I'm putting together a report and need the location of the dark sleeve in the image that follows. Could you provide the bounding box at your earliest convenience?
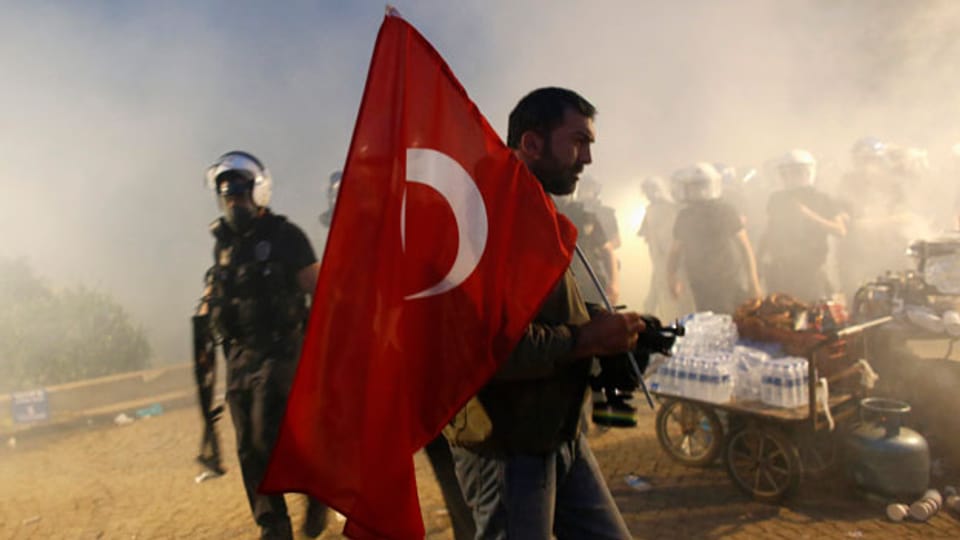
[812,190,840,217]
[766,191,783,217]
[491,272,587,381]
[598,207,620,244]
[493,322,578,381]
[590,213,608,246]
[283,222,318,271]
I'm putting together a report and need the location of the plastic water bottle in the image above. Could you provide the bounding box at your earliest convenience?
[762,361,787,407]
[685,357,697,399]
[784,360,797,408]
[761,366,773,406]
[714,358,726,403]
[719,364,733,403]
[781,362,795,408]
[790,359,801,407]
[734,353,749,401]
[723,320,739,350]
[761,362,774,406]
[797,358,810,407]
[765,359,806,408]
[689,357,702,400]
[774,363,786,408]
[664,358,677,394]
[670,359,680,395]
[782,362,795,408]
[700,360,713,402]
[694,359,709,401]
[733,346,768,402]
[649,368,662,393]
[703,359,731,403]
[675,356,689,398]
[689,357,701,400]
[657,357,672,393]
[715,361,733,403]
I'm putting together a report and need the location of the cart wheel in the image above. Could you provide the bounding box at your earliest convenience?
[655,399,724,467]
[725,425,801,502]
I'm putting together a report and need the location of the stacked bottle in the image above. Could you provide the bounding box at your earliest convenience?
[760,357,809,408]
[732,345,769,402]
[700,355,734,403]
[652,312,737,403]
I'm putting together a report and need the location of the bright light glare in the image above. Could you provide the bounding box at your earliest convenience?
[627,202,648,234]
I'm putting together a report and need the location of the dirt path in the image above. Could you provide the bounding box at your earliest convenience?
[1,406,958,539]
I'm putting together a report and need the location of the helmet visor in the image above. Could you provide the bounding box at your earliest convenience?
[206,153,265,190]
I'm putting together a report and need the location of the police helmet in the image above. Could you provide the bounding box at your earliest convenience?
[851,137,886,162]
[641,176,670,202]
[671,163,722,202]
[205,151,273,207]
[778,149,817,187]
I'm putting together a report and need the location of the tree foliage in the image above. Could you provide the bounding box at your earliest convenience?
[0,257,151,392]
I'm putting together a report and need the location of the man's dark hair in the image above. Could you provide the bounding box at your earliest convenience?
[506,87,596,149]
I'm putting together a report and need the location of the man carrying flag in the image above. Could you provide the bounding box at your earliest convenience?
[261,11,640,539]
[445,88,640,539]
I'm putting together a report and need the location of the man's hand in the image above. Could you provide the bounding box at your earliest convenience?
[574,311,645,358]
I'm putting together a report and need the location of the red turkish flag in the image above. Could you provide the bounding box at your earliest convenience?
[261,12,577,539]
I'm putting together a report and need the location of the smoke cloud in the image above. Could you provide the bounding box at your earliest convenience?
[3,1,960,366]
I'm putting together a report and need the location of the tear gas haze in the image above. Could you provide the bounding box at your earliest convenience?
[3,0,960,366]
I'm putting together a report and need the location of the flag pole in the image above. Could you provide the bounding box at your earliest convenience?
[574,245,656,409]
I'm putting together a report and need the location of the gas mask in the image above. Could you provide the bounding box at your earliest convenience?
[224,204,256,232]
[217,171,258,233]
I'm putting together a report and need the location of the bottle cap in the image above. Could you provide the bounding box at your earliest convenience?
[909,500,935,521]
[886,503,908,522]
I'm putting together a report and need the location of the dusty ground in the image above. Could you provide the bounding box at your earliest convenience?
[1,404,958,539]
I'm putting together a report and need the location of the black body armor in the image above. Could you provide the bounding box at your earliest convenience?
[207,213,308,348]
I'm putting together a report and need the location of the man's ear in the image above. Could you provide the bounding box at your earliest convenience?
[518,131,544,161]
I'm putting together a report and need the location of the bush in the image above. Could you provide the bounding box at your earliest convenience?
[0,257,151,392]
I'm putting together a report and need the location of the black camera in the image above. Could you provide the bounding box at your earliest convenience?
[591,315,684,427]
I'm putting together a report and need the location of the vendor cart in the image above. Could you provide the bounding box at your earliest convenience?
[652,316,891,502]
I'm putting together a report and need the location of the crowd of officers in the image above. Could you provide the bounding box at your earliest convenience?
[629,136,956,320]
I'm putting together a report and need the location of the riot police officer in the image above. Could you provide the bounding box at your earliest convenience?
[761,149,847,303]
[667,163,762,314]
[572,176,621,304]
[835,137,912,302]
[196,151,326,540]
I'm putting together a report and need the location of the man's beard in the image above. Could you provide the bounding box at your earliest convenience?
[529,146,583,195]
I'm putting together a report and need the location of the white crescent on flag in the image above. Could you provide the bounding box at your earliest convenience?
[402,147,488,300]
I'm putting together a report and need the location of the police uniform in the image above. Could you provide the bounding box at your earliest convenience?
[206,209,319,538]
